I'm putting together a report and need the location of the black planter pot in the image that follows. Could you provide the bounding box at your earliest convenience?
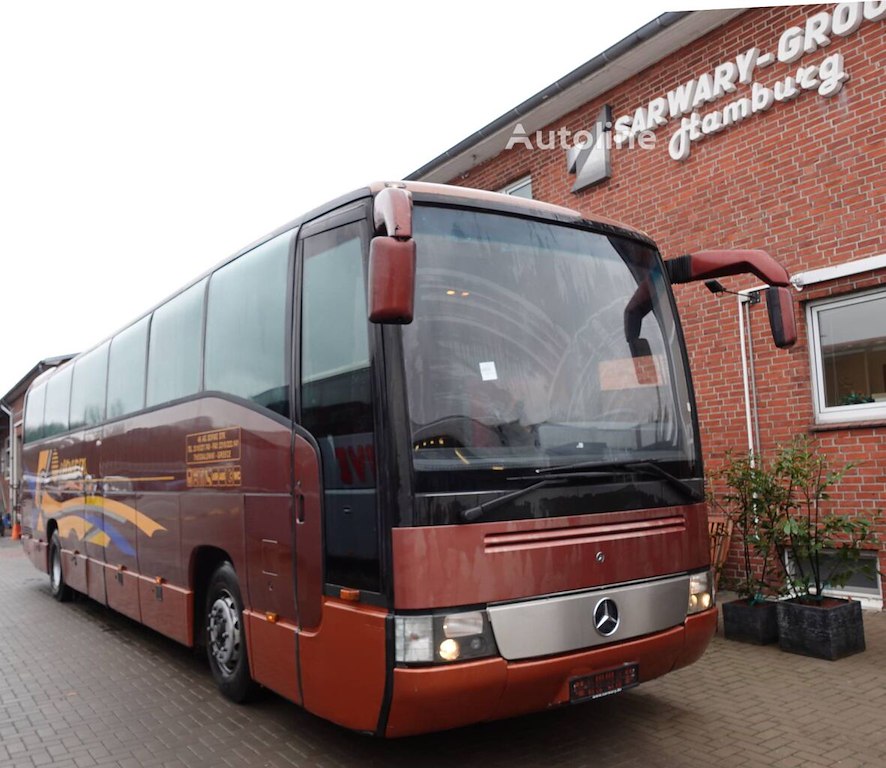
[721,599,779,645]
[776,597,865,660]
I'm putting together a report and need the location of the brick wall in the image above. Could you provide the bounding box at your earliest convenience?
[443,4,886,599]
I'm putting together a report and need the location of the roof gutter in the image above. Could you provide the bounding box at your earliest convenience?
[790,253,886,290]
[406,11,691,182]
[1,354,77,406]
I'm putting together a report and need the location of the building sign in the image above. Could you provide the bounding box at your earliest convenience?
[566,106,612,192]
[507,105,617,192]
[612,1,885,161]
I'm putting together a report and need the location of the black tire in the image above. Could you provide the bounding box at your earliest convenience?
[205,562,256,702]
[49,530,72,602]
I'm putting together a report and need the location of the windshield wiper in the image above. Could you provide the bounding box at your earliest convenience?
[535,459,698,500]
[460,471,615,523]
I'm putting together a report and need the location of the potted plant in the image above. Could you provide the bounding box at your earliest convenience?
[711,452,784,644]
[772,437,880,661]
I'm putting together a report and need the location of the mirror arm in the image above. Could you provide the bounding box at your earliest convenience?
[665,249,790,288]
[664,248,796,349]
[373,186,413,239]
[624,279,652,344]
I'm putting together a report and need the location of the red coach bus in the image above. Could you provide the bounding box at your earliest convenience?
[20,182,796,736]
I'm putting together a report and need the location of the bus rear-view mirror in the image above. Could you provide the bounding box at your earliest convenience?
[368,235,416,324]
[765,286,797,349]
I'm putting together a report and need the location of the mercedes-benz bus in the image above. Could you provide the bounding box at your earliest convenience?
[20,181,796,736]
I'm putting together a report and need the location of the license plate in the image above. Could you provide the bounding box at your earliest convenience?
[569,664,639,703]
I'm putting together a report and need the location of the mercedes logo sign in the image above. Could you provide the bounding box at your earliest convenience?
[593,598,620,637]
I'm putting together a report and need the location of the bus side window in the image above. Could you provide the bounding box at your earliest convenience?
[299,221,380,593]
[107,316,150,420]
[69,342,109,430]
[204,231,292,417]
[43,365,73,438]
[300,226,372,437]
[145,279,206,408]
[23,383,47,443]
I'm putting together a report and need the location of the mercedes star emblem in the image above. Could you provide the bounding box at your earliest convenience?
[593,598,620,637]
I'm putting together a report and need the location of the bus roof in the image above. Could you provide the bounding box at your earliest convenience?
[30,181,655,383]
[369,181,653,243]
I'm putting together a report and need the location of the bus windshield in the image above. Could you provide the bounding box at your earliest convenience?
[402,206,699,492]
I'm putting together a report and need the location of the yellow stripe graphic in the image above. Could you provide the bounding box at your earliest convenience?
[39,495,167,543]
[86,529,111,547]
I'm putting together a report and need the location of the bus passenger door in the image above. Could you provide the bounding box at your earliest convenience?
[294,216,388,733]
[296,216,381,620]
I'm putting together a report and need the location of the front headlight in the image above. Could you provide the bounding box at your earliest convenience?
[395,609,498,664]
[688,570,715,614]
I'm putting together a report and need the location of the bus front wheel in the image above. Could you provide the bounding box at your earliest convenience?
[49,531,72,602]
[205,562,256,702]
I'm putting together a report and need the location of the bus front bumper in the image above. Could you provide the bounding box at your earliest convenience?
[384,607,717,737]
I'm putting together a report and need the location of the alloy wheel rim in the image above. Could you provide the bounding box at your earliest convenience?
[51,548,61,592]
[208,590,241,676]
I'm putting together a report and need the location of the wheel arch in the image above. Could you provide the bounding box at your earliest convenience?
[46,521,72,601]
[190,545,236,647]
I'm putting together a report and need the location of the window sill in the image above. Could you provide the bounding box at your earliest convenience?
[810,419,886,432]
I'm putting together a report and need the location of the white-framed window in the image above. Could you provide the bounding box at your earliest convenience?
[499,175,532,199]
[808,287,886,424]
[785,549,882,610]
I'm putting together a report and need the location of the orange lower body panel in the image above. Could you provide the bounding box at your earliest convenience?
[104,566,141,621]
[86,558,107,604]
[245,611,301,705]
[298,598,388,733]
[61,550,89,594]
[673,604,718,670]
[138,577,193,646]
[22,535,48,573]
[385,609,717,737]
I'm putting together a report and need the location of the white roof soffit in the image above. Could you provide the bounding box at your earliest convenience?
[409,9,745,184]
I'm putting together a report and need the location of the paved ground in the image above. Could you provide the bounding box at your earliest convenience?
[1,536,885,768]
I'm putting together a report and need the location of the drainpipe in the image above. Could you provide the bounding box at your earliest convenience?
[737,287,765,463]
[0,401,15,536]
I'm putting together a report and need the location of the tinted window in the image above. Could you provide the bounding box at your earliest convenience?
[69,342,109,429]
[43,365,73,438]
[23,383,47,443]
[301,228,370,421]
[205,232,292,416]
[107,316,149,419]
[402,207,697,500]
[300,222,377,591]
[146,279,206,407]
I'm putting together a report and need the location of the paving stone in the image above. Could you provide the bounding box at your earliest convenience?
[2,538,886,767]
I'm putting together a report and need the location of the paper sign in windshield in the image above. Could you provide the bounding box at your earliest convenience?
[479,361,498,381]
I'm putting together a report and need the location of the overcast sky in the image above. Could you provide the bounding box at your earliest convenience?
[0,0,820,397]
